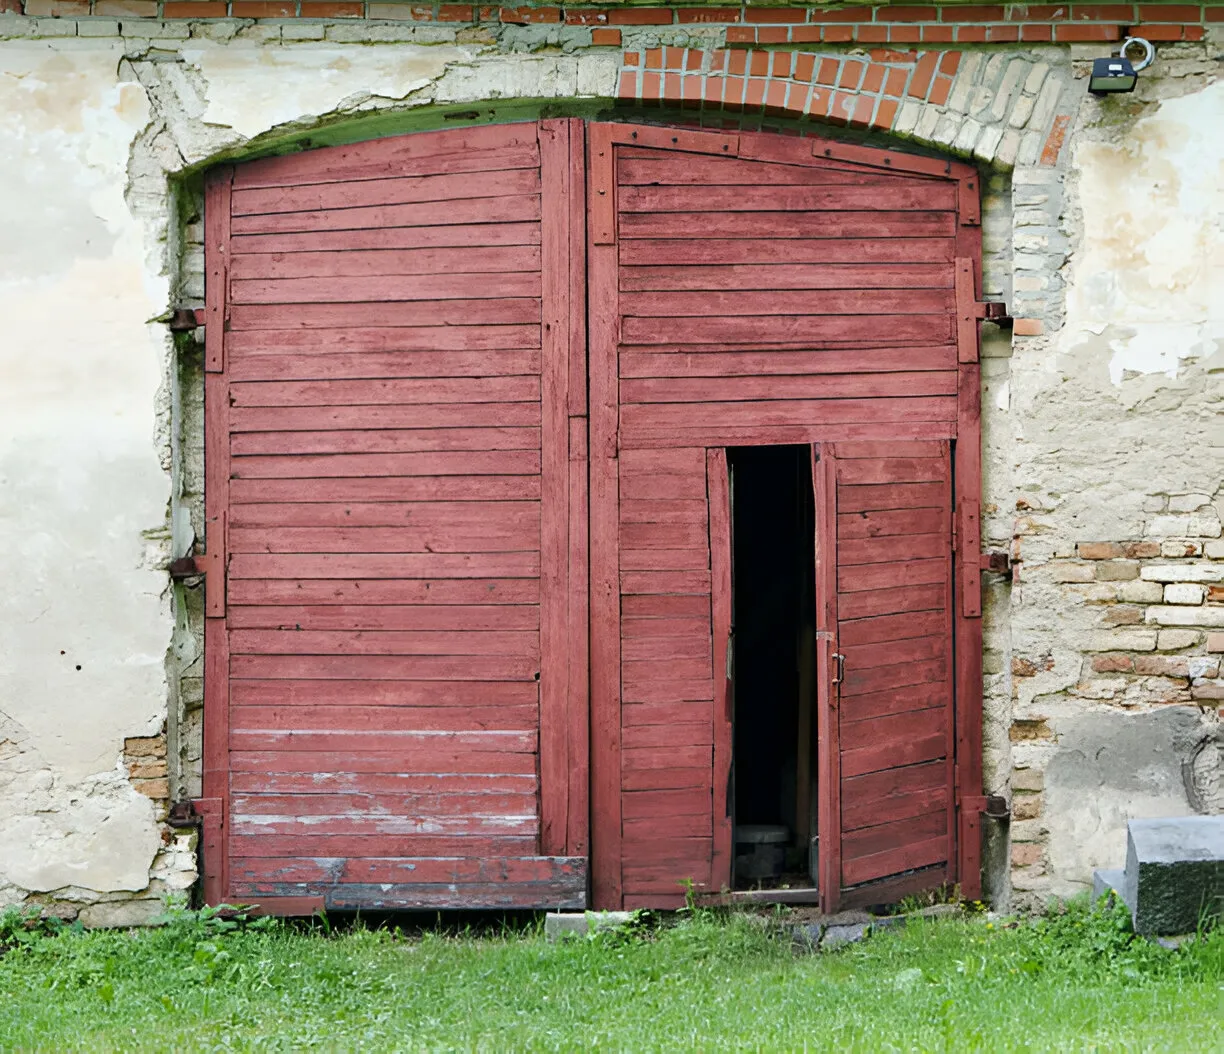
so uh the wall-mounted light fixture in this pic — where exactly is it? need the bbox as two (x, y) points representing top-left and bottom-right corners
(1089, 36), (1155, 95)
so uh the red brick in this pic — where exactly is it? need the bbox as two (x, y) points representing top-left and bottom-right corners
(1185, 25), (1205, 40)
(793, 53), (816, 82)
(1012, 843), (1043, 867)
(817, 58), (839, 85)
(231, 1), (295, 15)
(1208, 6), (1224, 21)
(641, 71), (661, 102)
(789, 26), (824, 42)
(955, 25), (989, 41)
(1121, 542), (1161, 559)
(874, 97), (900, 129)
(676, 7), (738, 23)
(883, 67), (909, 96)
(623, 50), (641, 66)
(749, 50), (769, 76)
(134, 778), (170, 800)
(725, 26), (756, 43)
(727, 50), (747, 76)
(822, 25), (855, 42)
(617, 70), (637, 99)
(681, 77), (702, 109)
(929, 73), (953, 106)
(164, 1), (227, 15)
(889, 25), (923, 42)
(921, 25), (956, 40)
(662, 72), (682, 104)
(22, 0), (88, 10)
(722, 76), (745, 109)
(757, 26), (789, 43)
(564, 8), (609, 25)
(808, 5), (874, 22)
(839, 60), (865, 90)
(771, 52), (793, 78)
(1070, 3), (1138, 18)
(848, 94), (875, 127)
(938, 51), (961, 75)
(764, 79), (789, 114)
(1128, 24), (1188, 41)
(437, 3), (475, 19)
(1079, 542), (1123, 559)
(703, 76), (724, 105)
(590, 27), (620, 45)
(940, 4), (1005, 20)
(876, 5), (938, 20)
(663, 46), (684, 70)
(0, 0), (21, 11)
(1020, 23), (1055, 40)
(985, 24), (1021, 40)
(1138, 4), (1199, 19)
(644, 47), (662, 69)
(607, 7), (672, 25)
(807, 86), (831, 117)
(1041, 114), (1071, 167)
(94, 0), (157, 13)
(856, 25), (890, 42)
(1092, 654), (1135, 672)
(1053, 23), (1123, 39)
(685, 48), (701, 71)
(744, 6), (800, 22)
(861, 63), (885, 93)
(499, 6), (559, 23)
(301, 2), (363, 16)
(1007, 4), (1069, 18)
(1013, 318), (1044, 336)
(908, 52), (938, 97)
(870, 48), (918, 63)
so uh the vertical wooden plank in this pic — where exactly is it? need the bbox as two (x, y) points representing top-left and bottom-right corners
(587, 130), (623, 909)
(201, 167), (233, 903)
(812, 444), (841, 913)
(538, 120), (571, 857)
(567, 118), (588, 419)
(939, 440), (959, 886)
(955, 258), (979, 365)
(567, 416), (590, 859)
(955, 193), (985, 899)
(707, 448), (733, 893)
(589, 123), (616, 246)
(204, 167), (232, 374)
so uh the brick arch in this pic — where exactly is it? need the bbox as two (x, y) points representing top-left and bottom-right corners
(616, 46), (1072, 170)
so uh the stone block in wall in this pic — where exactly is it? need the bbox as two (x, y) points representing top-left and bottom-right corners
(1141, 564), (1224, 583)
(1164, 584), (1205, 605)
(79, 900), (164, 929)
(1147, 515), (1222, 538)
(1085, 630), (1158, 652)
(1144, 607), (1224, 629)
(1158, 629), (1203, 651)
(1117, 581), (1165, 604)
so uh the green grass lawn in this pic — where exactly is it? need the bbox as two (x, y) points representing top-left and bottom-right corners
(1, 899), (1221, 1052)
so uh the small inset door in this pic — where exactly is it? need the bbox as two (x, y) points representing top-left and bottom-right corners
(814, 440), (958, 911)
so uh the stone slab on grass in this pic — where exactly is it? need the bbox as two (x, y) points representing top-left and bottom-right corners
(1123, 817), (1224, 936)
(545, 911), (635, 941)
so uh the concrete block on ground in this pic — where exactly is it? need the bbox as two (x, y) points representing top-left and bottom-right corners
(821, 922), (871, 950)
(1093, 867), (1125, 904)
(1124, 817), (1224, 935)
(544, 910), (634, 941)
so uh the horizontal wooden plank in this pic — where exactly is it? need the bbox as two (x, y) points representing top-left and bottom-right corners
(232, 245), (542, 281)
(621, 678), (715, 704)
(621, 397), (957, 432)
(838, 557), (947, 593)
(622, 314), (953, 346)
(229, 315), (538, 342)
(231, 705), (538, 733)
(836, 583), (947, 622)
(838, 457), (949, 485)
(621, 263), (952, 293)
(620, 347), (957, 379)
(834, 441), (948, 459)
(618, 237), (954, 267)
(836, 481), (949, 514)
(620, 548), (709, 572)
(229, 678), (537, 707)
(230, 402), (541, 433)
(230, 221), (541, 256)
(227, 351), (541, 383)
(619, 422), (954, 450)
(619, 472), (708, 501)
(838, 680), (950, 724)
(837, 507), (946, 541)
(837, 532), (947, 567)
(842, 634), (945, 669)
(617, 154), (901, 188)
(621, 767), (711, 792)
(231, 747), (538, 774)
(842, 808), (948, 863)
(619, 570), (711, 595)
(840, 727), (946, 781)
(230, 195), (540, 236)
(229, 655), (540, 681)
(839, 656), (947, 698)
(842, 821), (948, 886)
(619, 184), (957, 214)
(621, 372), (957, 405)
(622, 722), (711, 749)
(619, 499), (708, 525)
(233, 726), (536, 753)
(229, 552), (539, 581)
(837, 610), (947, 648)
(615, 836), (711, 868)
(229, 771), (536, 794)
(230, 524), (537, 554)
(619, 523), (708, 550)
(229, 629), (539, 658)
(623, 814), (712, 840)
(620, 211), (955, 241)
(229, 604), (539, 632)
(232, 814), (539, 838)
(231, 272), (541, 306)
(228, 834), (540, 858)
(232, 428), (541, 458)
(231, 451), (540, 483)
(839, 761), (948, 833)
(622, 700), (711, 725)
(621, 289), (953, 319)
(228, 578), (538, 607)
(619, 445), (707, 473)
(621, 594), (710, 619)
(621, 635), (711, 663)
(621, 616), (710, 639)
(622, 656), (712, 682)
(232, 126), (540, 188)
(621, 744), (711, 770)
(232, 168), (541, 217)
(623, 870), (712, 895)
(230, 377), (539, 408)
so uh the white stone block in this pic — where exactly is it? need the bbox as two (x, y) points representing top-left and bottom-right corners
(1144, 607), (1224, 628)
(1164, 583), (1205, 605)
(1168, 494), (1211, 513)
(1206, 541), (1224, 559)
(1117, 581), (1165, 604)
(1140, 564), (1224, 583)
(1147, 514), (1222, 538)
(974, 124), (1004, 162)
(1086, 630), (1158, 652)
(1024, 62), (1049, 95)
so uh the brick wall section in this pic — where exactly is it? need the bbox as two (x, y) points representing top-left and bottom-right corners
(1010, 489), (1224, 881)
(8, 1), (1220, 38)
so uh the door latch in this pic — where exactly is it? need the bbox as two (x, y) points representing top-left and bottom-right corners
(832, 653), (845, 685)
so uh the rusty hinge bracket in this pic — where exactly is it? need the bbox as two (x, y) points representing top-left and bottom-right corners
(167, 800), (202, 828)
(980, 551), (1014, 578)
(975, 301), (1012, 327)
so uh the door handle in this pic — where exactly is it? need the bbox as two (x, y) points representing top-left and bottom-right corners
(831, 653), (845, 685)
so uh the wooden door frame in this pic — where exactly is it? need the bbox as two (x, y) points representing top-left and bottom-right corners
(586, 120), (986, 910)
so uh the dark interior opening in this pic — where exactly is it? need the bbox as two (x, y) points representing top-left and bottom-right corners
(727, 445), (818, 889)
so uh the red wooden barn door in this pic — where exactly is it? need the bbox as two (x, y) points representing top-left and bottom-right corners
(200, 120), (589, 911)
(814, 440), (959, 911)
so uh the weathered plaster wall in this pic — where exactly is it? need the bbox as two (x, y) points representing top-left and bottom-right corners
(0, 12), (1218, 920)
